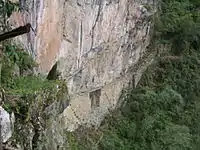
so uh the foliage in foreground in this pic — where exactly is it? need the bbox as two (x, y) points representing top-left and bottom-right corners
(0, 43), (57, 120)
(0, 42), (64, 149)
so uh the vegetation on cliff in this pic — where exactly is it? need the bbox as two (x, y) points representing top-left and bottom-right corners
(72, 0), (200, 149)
(0, 41), (70, 149)
(0, 1), (71, 149)
(1, 0), (200, 149)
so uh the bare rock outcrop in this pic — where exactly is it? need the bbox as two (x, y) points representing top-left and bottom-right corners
(8, 0), (156, 131)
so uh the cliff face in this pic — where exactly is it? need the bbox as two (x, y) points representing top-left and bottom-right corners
(8, 0), (155, 131)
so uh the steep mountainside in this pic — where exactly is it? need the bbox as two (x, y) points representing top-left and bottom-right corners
(8, 0), (156, 131)
(1, 0), (200, 149)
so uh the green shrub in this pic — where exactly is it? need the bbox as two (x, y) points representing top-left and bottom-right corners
(0, 43), (57, 122)
(0, 43), (38, 87)
(5, 76), (56, 96)
(155, 0), (200, 54)
(0, 0), (19, 18)
(4, 44), (37, 72)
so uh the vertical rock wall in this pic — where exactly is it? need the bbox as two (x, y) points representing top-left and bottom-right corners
(8, 0), (155, 131)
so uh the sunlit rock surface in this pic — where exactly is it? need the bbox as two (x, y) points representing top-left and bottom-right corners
(0, 106), (13, 143)
(8, 0), (155, 131)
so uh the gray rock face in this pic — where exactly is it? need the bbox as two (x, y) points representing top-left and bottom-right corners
(0, 106), (13, 143)
(56, 0), (155, 131)
(8, 0), (156, 131)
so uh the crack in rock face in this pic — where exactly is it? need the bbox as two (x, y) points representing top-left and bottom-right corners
(8, 0), (155, 132)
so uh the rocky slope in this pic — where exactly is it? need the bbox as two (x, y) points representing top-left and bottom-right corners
(8, 0), (156, 132)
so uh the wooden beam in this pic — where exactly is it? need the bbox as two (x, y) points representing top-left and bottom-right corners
(0, 23), (31, 42)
